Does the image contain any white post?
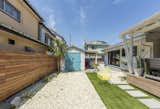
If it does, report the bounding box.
[95,53,98,64]
[130,35,134,74]
[123,35,134,74]
[120,48,122,68]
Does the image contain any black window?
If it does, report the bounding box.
[8,39,15,45]
[92,46,95,50]
[45,33,49,44]
[133,46,137,56]
[0,0,4,9]
[122,48,125,57]
[0,0,21,22]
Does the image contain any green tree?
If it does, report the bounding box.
[49,39,66,72]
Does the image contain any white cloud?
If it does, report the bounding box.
[80,6,87,25]
[48,15,56,30]
[42,7,56,30]
[112,0,125,5]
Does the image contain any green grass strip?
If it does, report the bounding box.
[87,73,148,109]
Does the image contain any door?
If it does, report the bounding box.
[65,52,81,71]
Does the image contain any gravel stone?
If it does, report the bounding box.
[19,72,106,109]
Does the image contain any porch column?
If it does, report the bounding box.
[120,48,122,68]
[130,35,134,73]
[108,52,110,65]
[123,35,134,74]
[95,53,98,64]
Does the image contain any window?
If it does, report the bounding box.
[0,0,21,22]
[8,39,15,45]
[92,46,95,50]
[5,1,21,22]
[39,29,45,42]
[45,33,49,44]
[0,0,4,9]
[48,38,52,46]
[133,46,137,56]
[122,48,125,57]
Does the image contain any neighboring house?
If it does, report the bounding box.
[62,46,85,72]
[84,41,110,69]
[0,0,62,53]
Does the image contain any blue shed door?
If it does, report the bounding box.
[65,52,81,71]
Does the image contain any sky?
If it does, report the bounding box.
[29,0,160,48]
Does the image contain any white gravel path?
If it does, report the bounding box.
[19,72,106,109]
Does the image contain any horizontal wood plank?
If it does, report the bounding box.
[0,50,57,101]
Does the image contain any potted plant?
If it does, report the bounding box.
[134,56,143,76]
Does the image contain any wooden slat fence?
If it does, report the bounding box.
[0,50,57,101]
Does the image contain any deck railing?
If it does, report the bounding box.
[144,58,160,81]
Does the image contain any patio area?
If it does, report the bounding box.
[19,72,106,109]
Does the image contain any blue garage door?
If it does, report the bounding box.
[65,52,81,71]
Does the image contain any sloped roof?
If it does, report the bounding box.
[85,41,109,46]
[67,46,85,52]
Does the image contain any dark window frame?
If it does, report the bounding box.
[8,38,15,45]
[133,46,137,56]
[0,0,21,22]
[45,33,49,44]
[122,48,125,57]
[0,0,4,10]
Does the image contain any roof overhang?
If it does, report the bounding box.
[120,12,160,38]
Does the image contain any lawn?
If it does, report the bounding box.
[87,73,148,109]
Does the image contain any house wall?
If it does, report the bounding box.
[0,0,57,53]
[0,30,47,53]
[0,0,40,39]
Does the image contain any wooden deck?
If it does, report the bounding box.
[127,74,160,97]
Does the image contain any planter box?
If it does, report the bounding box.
[127,74,160,97]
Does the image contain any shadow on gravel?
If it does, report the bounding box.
[1,72,58,109]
